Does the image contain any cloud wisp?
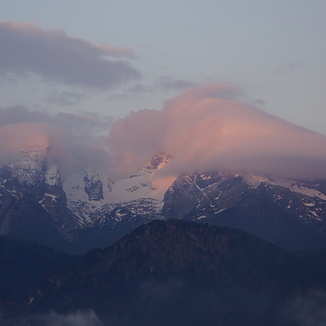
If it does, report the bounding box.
[108,84,326,180]
[155,75,196,91]
[0,21,141,88]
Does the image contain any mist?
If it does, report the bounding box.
[288,289,326,326]
[3,310,104,326]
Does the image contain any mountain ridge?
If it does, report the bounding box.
[1,151,326,252]
[22,219,326,326]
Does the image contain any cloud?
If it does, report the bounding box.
[6,310,104,326]
[108,82,149,101]
[107,76,195,104]
[0,106,112,178]
[46,91,86,106]
[108,108,166,176]
[2,84,326,182]
[0,21,141,88]
[127,82,149,94]
[276,62,301,75]
[155,75,196,91]
[108,84,326,179]
[288,289,326,326]
[0,106,113,135]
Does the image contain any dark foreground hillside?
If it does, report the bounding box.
[0,219,323,326]
[0,236,75,320]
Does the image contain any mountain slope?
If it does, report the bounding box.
[0,235,74,319]
[0,151,172,252]
[26,220,325,326]
[163,171,326,250]
[1,148,326,253]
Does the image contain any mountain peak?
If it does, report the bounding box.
[143,152,172,172]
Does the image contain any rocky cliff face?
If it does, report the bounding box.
[83,168,104,201]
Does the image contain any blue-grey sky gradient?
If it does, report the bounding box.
[1,0,326,134]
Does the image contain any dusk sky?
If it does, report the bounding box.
[1,0,326,134]
[1,1,326,180]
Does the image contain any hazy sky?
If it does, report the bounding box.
[1,0,326,135]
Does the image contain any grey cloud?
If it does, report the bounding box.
[127,82,149,94]
[0,106,113,133]
[106,82,149,102]
[107,88,148,103]
[276,62,301,75]
[253,98,266,106]
[0,21,141,88]
[155,75,196,91]
[108,76,195,102]
[0,106,49,125]
[46,91,86,106]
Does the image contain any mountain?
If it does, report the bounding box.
[0,147,70,250]
[0,235,74,318]
[76,168,326,251]
[1,148,326,252]
[13,219,326,326]
[0,149,171,252]
[163,171,326,250]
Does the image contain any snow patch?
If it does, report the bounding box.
[215,208,227,214]
[303,202,315,207]
[241,172,326,200]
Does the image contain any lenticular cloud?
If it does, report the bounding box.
[108,84,326,179]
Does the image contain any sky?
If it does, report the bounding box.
[1,0,326,131]
[1,1,326,180]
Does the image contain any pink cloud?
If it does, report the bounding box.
[108,84,326,179]
[0,123,67,169]
[108,109,166,177]
[0,123,51,154]
[1,85,326,181]
[0,119,111,179]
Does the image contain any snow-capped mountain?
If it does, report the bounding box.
[0,150,173,251]
[163,171,326,220]
[1,147,326,252]
[0,145,65,223]
[163,171,326,249]
[62,151,172,228]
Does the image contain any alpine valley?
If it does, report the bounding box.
[0,145,326,253]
